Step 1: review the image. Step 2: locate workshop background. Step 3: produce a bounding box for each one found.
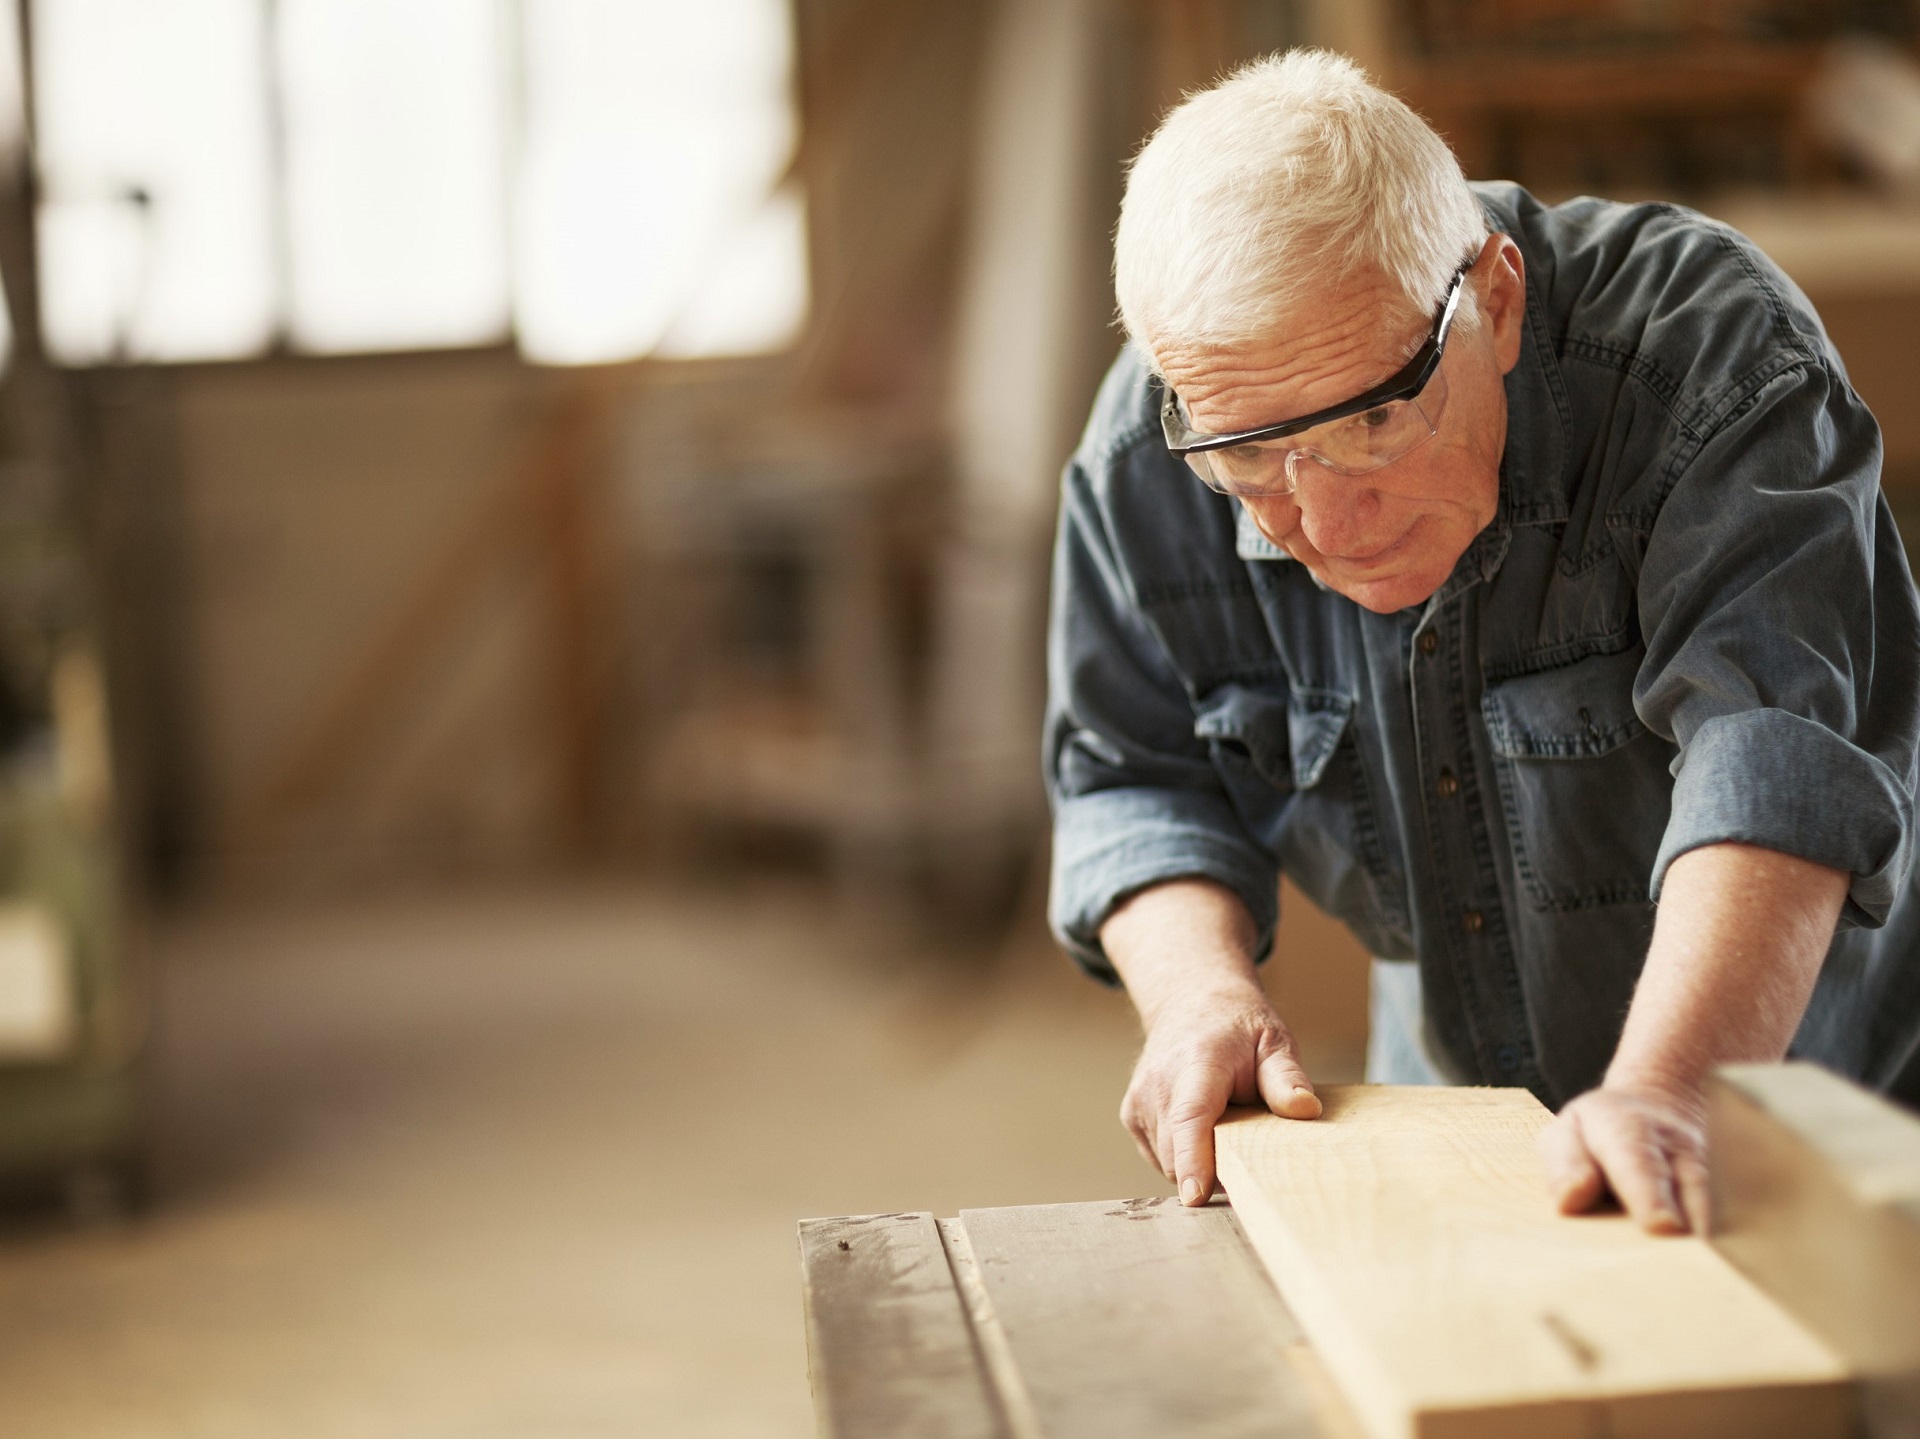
[0,1,1916,1434]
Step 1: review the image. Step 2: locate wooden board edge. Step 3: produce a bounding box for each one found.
[1412,1378,1855,1439]
[1709,1066,1920,1434]
[1215,1126,1406,1439]
[1218,1101,1855,1439]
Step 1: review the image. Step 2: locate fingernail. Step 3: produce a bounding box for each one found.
[1180,1177,1203,1205]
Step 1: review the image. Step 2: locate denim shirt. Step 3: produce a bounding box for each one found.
[1044,183,1920,1108]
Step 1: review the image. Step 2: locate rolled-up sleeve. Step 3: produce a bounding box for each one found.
[1044,445,1280,981]
[1636,358,1920,927]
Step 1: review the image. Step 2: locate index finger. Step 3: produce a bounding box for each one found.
[1167,1065,1234,1206]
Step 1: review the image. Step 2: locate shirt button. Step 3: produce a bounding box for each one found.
[1494,1044,1520,1072]
[1435,768,1459,798]
[1418,631,1439,656]
[1461,908,1485,934]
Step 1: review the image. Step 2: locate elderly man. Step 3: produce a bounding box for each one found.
[1045,49,1920,1234]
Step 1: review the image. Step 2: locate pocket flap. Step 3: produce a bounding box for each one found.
[1481,647,1646,759]
[1194,683,1353,790]
[1287,689,1353,788]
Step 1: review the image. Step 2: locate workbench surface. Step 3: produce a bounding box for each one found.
[798,1197,1359,1439]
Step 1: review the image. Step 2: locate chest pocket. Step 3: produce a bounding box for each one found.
[1193,682,1350,796]
[1193,682,1409,943]
[1481,647,1676,911]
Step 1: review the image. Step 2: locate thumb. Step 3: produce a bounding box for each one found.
[1255,1030,1322,1120]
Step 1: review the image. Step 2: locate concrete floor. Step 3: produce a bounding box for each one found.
[0,880,1232,1438]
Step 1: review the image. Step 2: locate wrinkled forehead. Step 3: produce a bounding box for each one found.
[1153,269,1432,431]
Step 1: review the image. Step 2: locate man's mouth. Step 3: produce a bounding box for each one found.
[1332,526,1415,566]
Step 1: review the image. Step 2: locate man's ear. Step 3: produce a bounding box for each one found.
[1479,233,1526,376]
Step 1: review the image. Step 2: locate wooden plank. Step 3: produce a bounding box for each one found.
[954,1197,1349,1439]
[939,1217,1046,1439]
[1215,1086,1852,1439]
[1709,1062,1920,1438]
[798,1211,1006,1439]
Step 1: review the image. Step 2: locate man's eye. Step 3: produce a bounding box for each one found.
[1360,406,1395,429]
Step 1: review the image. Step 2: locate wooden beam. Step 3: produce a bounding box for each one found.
[1709,1062,1920,1438]
[797,1211,1006,1439]
[955,1197,1349,1438]
[1215,1086,1852,1439]
[1395,45,1817,117]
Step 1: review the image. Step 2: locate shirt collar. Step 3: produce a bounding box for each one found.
[1234,503,1289,562]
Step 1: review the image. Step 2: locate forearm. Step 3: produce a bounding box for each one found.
[1543,840,1850,1232]
[1607,841,1849,1099]
[1100,877,1263,1028]
[1101,877,1318,1203]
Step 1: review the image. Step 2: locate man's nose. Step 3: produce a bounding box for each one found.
[1250,474,1378,556]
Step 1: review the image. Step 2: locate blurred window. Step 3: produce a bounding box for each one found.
[515,0,806,364]
[0,0,21,376]
[32,0,276,363]
[277,0,511,354]
[27,0,806,366]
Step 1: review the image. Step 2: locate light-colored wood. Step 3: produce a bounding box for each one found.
[955,1197,1343,1438]
[1215,1085,1852,1439]
[797,1212,1005,1439]
[1709,1063,1920,1438]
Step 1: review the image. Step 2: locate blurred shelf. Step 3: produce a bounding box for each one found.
[1704,192,1920,296]
[1398,42,1819,117]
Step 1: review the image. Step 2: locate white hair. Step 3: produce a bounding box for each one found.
[1114,49,1488,364]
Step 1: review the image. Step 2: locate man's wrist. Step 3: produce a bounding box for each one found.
[1601,1057,1710,1116]
[1134,971,1269,1033]
[1101,877,1266,1030]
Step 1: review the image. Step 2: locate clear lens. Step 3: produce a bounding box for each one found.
[1185,365,1449,498]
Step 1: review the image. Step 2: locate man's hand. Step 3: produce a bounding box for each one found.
[1100,878,1321,1207]
[1121,981,1321,1205]
[1539,1081,1709,1234]
[1541,842,1849,1235]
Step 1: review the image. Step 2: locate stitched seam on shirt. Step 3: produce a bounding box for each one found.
[1137,577,1257,605]
[1708,225,1821,361]
[1341,721,1412,934]
[1651,354,1817,509]
[1682,352,1813,442]
[1084,415,1162,471]
[1554,531,1624,579]
[1481,624,1639,683]
[1483,739,1655,911]
[1559,336,1703,443]
[1530,881,1653,912]
[1188,657,1291,691]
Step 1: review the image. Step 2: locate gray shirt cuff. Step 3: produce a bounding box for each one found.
[1048,786,1279,983]
[1653,708,1916,928]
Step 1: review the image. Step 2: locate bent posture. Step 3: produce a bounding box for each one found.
[1045,50,1920,1233]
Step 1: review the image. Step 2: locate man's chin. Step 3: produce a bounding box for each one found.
[1323,565,1447,614]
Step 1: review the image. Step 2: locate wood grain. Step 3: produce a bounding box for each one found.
[798,1211,1005,1439]
[1709,1062,1920,1438]
[1215,1085,1852,1439]
[939,1217,1045,1439]
[955,1197,1344,1438]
